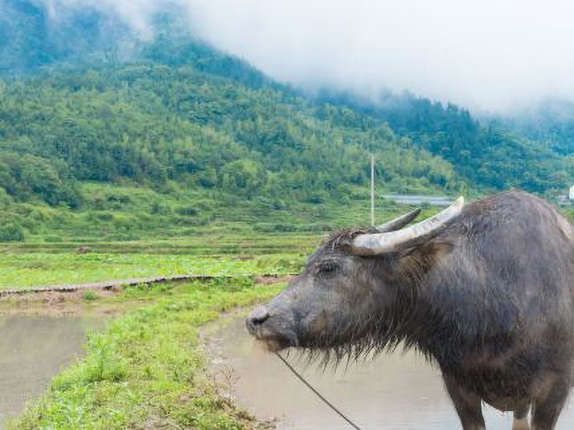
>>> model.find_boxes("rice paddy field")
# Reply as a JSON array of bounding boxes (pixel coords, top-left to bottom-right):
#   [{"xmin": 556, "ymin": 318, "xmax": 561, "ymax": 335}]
[
  {"xmin": 0, "ymin": 194, "xmax": 446, "ymax": 291},
  {"xmin": 0, "ymin": 235, "xmax": 317, "ymax": 289},
  {"xmin": 0, "ymin": 232, "xmax": 316, "ymax": 429}
]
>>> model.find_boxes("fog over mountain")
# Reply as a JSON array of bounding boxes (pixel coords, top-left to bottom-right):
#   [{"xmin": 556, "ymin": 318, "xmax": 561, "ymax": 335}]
[{"xmin": 32, "ymin": 0, "xmax": 574, "ymax": 113}]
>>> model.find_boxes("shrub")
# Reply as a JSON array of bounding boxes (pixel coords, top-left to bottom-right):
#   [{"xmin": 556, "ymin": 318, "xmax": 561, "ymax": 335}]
[
  {"xmin": 84, "ymin": 290, "xmax": 99, "ymax": 301},
  {"xmin": 307, "ymin": 223, "xmax": 335, "ymax": 232},
  {"xmin": 175, "ymin": 205, "xmax": 198, "ymax": 216},
  {"xmin": 0, "ymin": 223, "xmax": 24, "ymax": 242},
  {"xmin": 272, "ymin": 223, "xmax": 298, "ymax": 232},
  {"xmin": 150, "ymin": 202, "xmax": 172, "ymax": 215},
  {"xmin": 97, "ymin": 212, "xmax": 114, "ymax": 221},
  {"xmin": 44, "ymin": 235, "xmax": 63, "ymax": 243},
  {"xmin": 305, "ymin": 191, "xmax": 329, "ymax": 204}
]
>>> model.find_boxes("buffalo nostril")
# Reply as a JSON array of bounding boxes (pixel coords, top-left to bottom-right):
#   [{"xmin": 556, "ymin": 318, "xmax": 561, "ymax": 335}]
[
  {"xmin": 250, "ymin": 307, "xmax": 270, "ymax": 324},
  {"xmin": 246, "ymin": 307, "xmax": 270, "ymax": 333}
]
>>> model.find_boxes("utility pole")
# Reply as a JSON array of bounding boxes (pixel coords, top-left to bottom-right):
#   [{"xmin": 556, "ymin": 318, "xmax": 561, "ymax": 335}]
[{"xmin": 370, "ymin": 154, "xmax": 375, "ymax": 226}]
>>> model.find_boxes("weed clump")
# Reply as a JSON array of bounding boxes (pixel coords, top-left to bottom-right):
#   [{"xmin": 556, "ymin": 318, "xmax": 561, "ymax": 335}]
[{"xmin": 84, "ymin": 290, "xmax": 98, "ymax": 301}]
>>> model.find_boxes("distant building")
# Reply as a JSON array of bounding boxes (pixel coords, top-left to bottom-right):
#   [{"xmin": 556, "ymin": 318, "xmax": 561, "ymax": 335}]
[
  {"xmin": 570, "ymin": 186, "xmax": 574, "ymax": 200},
  {"xmin": 381, "ymin": 194, "xmax": 455, "ymax": 206}
]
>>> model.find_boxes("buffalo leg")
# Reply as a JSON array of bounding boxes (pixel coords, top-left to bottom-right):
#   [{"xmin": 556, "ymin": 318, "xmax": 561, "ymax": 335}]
[
  {"xmin": 531, "ymin": 378, "xmax": 569, "ymax": 430},
  {"xmin": 443, "ymin": 376, "xmax": 486, "ymax": 430},
  {"xmin": 513, "ymin": 403, "xmax": 530, "ymax": 430}
]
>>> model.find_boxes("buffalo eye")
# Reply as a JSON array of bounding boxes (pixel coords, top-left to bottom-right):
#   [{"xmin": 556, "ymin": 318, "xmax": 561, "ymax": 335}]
[{"xmin": 318, "ymin": 262, "xmax": 339, "ymax": 277}]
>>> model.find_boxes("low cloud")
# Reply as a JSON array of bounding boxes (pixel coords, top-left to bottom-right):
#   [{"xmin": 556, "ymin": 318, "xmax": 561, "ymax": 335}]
[{"xmin": 42, "ymin": 0, "xmax": 574, "ymax": 112}]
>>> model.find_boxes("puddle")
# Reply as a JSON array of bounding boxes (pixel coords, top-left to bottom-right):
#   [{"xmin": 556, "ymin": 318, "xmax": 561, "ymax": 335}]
[
  {"xmin": 0, "ymin": 315, "xmax": 104, "ymax": 428},
  {"xmin": 209, "ymin": 315, "xmax": 574, "ymax": 430}
]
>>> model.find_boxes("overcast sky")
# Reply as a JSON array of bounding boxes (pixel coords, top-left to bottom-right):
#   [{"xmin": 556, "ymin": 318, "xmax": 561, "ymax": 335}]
[{"xmin": 46, "ymin": 0, "xmax": 574, "ymax": 112}]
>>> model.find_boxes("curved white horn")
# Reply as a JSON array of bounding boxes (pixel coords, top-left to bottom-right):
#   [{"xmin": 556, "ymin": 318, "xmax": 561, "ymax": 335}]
[
  {"xmin": 351, "ymin": 197, "xmax": 464, "ymax": 256},
  {"xmin": 377, "ymin": 208, "xmax": 421, "ymax": 233}
]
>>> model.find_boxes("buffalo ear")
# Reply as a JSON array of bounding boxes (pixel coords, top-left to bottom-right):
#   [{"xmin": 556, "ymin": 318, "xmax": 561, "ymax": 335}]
[
  {"xmin": 389, "ymin": 242, "xmax": 454, "ymax": 269},
  {"xmin": 399, "ymin": 240, "xmax": 455, "ymax": 261},
  {"xmin": 393, "ymin": 246, "xmax": 418, "ymax": 259},
  {"xmin": 387, "ymin": 241, "xmax": 454, "ymax": 283},
  {"xmin": 337, "ymin": 236, "xmax": 355, "ymax": 254}
]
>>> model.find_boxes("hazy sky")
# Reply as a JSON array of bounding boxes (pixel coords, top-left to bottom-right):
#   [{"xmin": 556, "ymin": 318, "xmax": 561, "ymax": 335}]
[{"xmin": 45, "ymin": 0, "xmax": 574, "ymax": 112}]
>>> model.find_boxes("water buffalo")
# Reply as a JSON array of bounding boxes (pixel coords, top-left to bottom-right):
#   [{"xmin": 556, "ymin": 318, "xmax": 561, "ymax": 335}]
[{"xmin": 246, "ymin": 190, "xmax": 574, "ymax": 430}]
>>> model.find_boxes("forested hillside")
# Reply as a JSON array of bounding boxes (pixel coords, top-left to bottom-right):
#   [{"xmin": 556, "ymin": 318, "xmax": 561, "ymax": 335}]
[
  {"xmin": 492, "ymin": 99, "xmax": 574, "ymax": 156},
  {"xmin": 316, "ymin": 91, "xmax": 574, "ymax": 193},
  {"xmin": 0, "ymin": 62, "xmax": 462, "ymax": 240},
  {"xmin": 0, "ymin": 63, "xmax": 461, "ymax": 204},
  {"xmin": 1, "ymin": 0, "xmax": 574, "ymax": 241}
]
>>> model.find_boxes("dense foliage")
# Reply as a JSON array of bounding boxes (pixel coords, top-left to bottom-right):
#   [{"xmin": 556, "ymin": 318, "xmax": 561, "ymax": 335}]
[
  {"xmin": 2, "ymin": 0, "xmax": 574, "ymax": 242},
  {"xmin": 493, "ymin": 99, "xmax": 574, "ymax": 156},
  {"xmin": 0, "ymin": 64, "xmax": 461, "ymax": 208},
  {"xmin": 317, "ymin": 91, "xmax": 574, "ymax": 193}
]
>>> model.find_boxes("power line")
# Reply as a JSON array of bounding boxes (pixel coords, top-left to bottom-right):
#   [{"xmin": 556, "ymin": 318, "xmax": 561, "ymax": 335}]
[{"xmin": 370, "ymin": 153, "xmax": 375, "ymax": 226}]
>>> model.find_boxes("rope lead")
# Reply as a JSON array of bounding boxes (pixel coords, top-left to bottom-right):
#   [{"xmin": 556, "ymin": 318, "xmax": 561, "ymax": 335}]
[{"xmin": 275, "ymin": 352, "xmax": 363, "ymax": 430}]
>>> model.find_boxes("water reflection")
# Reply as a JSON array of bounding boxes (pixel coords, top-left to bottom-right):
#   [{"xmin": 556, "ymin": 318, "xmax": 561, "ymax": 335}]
[
  {"xmin": 0, "ymin": 316, "xmax": 102, "ymax": 428},
  {"xmin": 210, "ymin": 316, "xmax": 574, "ymax": 430}
]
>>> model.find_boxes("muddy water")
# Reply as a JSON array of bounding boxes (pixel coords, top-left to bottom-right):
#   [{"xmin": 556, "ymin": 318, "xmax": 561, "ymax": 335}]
[
  {"xmin": 0, "ymin": 316, "xmax": 102, "ymax": 428},
  {"xmin": 210, "ymin": 316, "xmax": 574, "ymax": 430}
]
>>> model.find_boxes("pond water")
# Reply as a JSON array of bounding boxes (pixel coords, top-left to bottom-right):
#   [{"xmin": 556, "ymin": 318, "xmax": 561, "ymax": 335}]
[
  {"xmin": 209, "ymin": 315, "xmax": 574, "ymax": 430},
  {"xmin": 0, "ymin": 315, "xmax": 102, "ymax": 428}
]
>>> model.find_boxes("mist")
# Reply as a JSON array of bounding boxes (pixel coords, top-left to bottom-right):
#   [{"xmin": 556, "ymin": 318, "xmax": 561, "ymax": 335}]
[{"xmin": 41, "ymin": 0, "xmax": 574, "ymax": 113}]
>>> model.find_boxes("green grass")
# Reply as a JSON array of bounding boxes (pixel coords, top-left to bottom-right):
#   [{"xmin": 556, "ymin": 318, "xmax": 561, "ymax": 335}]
[
  {"xmin": 0, "ymin": 194, "xmax": 445, "ymax": 290},
  {"xmin": 2, "ymin": 181, "xmax": 446, "ymax": 243},
  {"xmin": 0, "ymin": 252, "xmax": 306, "ymax": 289},
  {"xmin": 8, "ymin": 278, "xmax": 282, "ymax": 430},
  {"xmin": 1, "ymin": 234, "xmax": 322, "ymax": 255},
  {"xmin": 0, "ymin": 191, "xmax": 445, "ymax": 291}
]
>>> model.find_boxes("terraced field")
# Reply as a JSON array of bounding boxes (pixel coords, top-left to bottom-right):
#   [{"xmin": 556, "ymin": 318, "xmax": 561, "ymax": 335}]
[{"xmin": 0, "ymin": 234, "xmax": 320, "ymax": 289}]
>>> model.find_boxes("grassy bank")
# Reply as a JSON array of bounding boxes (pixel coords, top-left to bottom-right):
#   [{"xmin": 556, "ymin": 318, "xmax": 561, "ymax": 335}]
[
  {"xmin": 7, "ymin": 278, "xmax": 281, "ymax": 430},
  {"xmin": 0, "ymin": 252, "xmax": 306, "ymax": 289},
  {"xmin": 0, "ymin": 199, "xmax": 442, "ymax": 290},
  {"xmin": 0, "ymin": 180, "xmax": 446, "ymax": 243}
]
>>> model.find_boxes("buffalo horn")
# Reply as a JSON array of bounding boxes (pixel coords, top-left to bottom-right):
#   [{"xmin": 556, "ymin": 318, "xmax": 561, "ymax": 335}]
[
  {"xmin": 350, "ymin": 197, "xmax": 465, "ymax": 256},
  {"xmin": 377, "ymin": 208, "xmax": 421, "ymax": 233}
]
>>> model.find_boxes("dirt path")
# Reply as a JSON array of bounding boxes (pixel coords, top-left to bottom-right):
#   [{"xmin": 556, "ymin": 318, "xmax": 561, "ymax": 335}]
[
  {"xmin": 0, "ymin": 274, "xmax": 293, "ymax": 316},
  {"xmin": 0, "ymin": 274, "xmax": 294, "ymax": 297}
]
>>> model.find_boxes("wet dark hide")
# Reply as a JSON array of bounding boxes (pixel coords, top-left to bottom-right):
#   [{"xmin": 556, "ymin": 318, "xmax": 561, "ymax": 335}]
[{"xmin": 247, "ymin": 191, "xmax": 574, "ymax": 429}]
